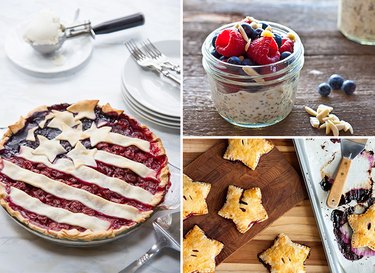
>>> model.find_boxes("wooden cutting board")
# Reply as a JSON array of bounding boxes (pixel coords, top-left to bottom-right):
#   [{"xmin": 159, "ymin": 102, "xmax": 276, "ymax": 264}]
[{"xmin": 183, "ymin": 139, "xmax": 307, "ymax": 265}]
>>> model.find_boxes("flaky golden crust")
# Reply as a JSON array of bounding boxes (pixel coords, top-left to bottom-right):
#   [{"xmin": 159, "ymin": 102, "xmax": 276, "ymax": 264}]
[{"xmin": 0, "ymin": 100, "xmax": 170, "ymax": 241}]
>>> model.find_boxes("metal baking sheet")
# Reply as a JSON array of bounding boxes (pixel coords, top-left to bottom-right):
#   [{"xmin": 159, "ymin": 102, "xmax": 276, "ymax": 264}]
[{"xmin": 294, "ymin": 139, "xmax": 375, "ymax": 273}]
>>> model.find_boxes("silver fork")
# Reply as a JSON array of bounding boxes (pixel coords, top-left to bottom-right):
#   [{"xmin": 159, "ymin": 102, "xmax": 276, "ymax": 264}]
[
  {"xmin": 142, "ymin": 39, "xmax": 181, "ymax": 74},
  {"xmin": 125, "ymin": 40, "xmax": 181, "ymax": 85}
]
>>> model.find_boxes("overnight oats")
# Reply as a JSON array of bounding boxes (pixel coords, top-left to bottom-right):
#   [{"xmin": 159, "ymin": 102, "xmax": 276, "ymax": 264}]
[
  {"xmin": 202, "ymin": 16, "xmax": 304, "ymax": 128},
  {"xmin": 338, "ymin": 0, "xmax": 375, "ymax": 45}
]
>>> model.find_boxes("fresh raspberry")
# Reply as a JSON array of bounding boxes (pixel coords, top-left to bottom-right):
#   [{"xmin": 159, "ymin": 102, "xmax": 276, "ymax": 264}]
[
  {"xmin": 247, "ymin": 36, "xmax": 280, "ymax": 65},
  {"xmin": 215, "ymin": 28, "xmax": 246, "ymax": 57},
  {"xmin": 280, "ymin": 38, "xmax": 294, "ymax": 53}
]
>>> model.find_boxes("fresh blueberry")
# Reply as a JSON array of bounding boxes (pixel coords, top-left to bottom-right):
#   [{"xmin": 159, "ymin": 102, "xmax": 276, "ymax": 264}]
[
  {"xmin": 328, "ymin": 74, "xmax": 345, "ymax": 90},
  {"xmin": 274, "ymin": 33, "xmax": 282, "ymax": 48},
  {"xmin": 342, "ymin": 80, "xmax": 356, "ymax": 95},
  {"xmin": 241, "ymin": 23, "xmax": 253, "ymax": 38},
  {"xmin": 212, "ymin": 34, "xmax": 218, "ymax": 48},
  {"xmin": 219, "ymin": 56, "xmax": 227, "ymax": 62},
  {"xmin": 227, "ymin": 56, "xmax": 242, "ymax": 65},
  {"xmin": 251, "ymin": 28, "xmax": 263, "ymax": 40},
  {"xmin": 241, "ymin": 58, "xmax": 254, "ymax": 66},
  {"xmin": 211, "ymin": 49, "xmax": 221, "ymax": 59},
  {"xmin": 318, "ymin": 83, "xmax": 332, "ymax": 97},
  {"xmin": 280, "ymin": 51, "xmax": 292, "ymax": 60},
  {"xmin": 261, "ymin": 22, "xmax": 269, "ymax": 29}
]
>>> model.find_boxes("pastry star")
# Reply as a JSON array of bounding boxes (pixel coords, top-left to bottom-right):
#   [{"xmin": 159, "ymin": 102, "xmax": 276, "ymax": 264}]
[
  {"xmin": 67, "ymin": 100, "xmax": 98, "ymax": 120},
  {"xmin": 48, "ymin": 110, "xmax": 81, "ymax": 130},
  {"xmin": 82, "ymin": 123, "xmax": 112, "ymax": 146},
  {"xmin": 258, "ymin": 233, "xmax": 311, "ymax": 273},
  {"xmin": 223, "ymin": 138, "xmax": 274, "ymax": 170},
  {"xmin": 67, "ymin": 141, "xmax": 97, "ymax": 168},
  {"xmin": 32, "ymin": 135, "xmax": 66, "ymax": 162},
  {"xmin": 183, "ymin": 225, "xmax": 224, "ymax": 273},
  {"xmin": 55, "ymin": 124, "xmax": 84, "ymax": 146},
  {"xmin": 218, "ymin": 185, "xmax": 268, "ymax": 233},
  {"xmin": 348, "ymin": 204, "xmax": 375, "ymax": 250},
  {"xmin": 183, "ymin": 174, "xmax": 211, "ymax": 220},
  {"xmin": 26, "ymin": 127, "xmax": 38, "ymax": 141}
]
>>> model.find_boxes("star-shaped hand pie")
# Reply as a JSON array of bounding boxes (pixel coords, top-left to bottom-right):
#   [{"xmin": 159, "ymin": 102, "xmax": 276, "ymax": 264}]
[
  {"xmin": 258, "ymin": 233, "xmax": 311, "ymax": 273},
  {"xmin": 348, "ymin": 204, "xmax": 375, "ymax": 250},
  {"xmin": 183, "ymin": 174, "xmax": 211, "ymax": 220},
  {"xmin": 32, "ymin": 135, "xmax": 66, "ymax": 162},
  {"xmin": 183, "ymin": 225, "xmax": 224, "ymax": 273},
  {"xmin": 66, "ymin": 142, "xmax": 97, "ymax": 168},
  {"xmin": 218, "ymin": 185, "xmax": 268, "ymax": 233},
  {"xmin": 223, "ymin": 138, "xmax": 274, "ymax": 170},
  {"xmin": 67, "ymin": 100, "xmax": 98, "ymax": 120}
]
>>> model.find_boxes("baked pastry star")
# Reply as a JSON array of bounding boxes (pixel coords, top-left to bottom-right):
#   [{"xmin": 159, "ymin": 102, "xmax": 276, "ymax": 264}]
[
  {"xmin": 218, "ymin": 185, "xmax": 268, "ymax": 233},
  {"xmin": 223, "ymin": 138, "xmax": 274, "ymax": 170},
  {"xmin": 348, "ymin": 204, "xmax": 375, "ymax": 250},
  {"xmin": 259, "ymin": 233, "xmax": 311, "ymax": 273},
  {"xmin": 183, "ymin": 225, "xmax": 224, "ymax": 273},
  {"xmin": 183, "ymin": 174, "xmax": 211, "ymax": 220}
]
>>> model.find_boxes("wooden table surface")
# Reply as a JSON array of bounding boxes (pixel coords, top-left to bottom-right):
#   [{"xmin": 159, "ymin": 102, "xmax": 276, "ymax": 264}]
[
  {"xmin": 183, "ymin": 139, "xmax": 330, "ymax": 273},
  {"xmin": 183, "ymin": 0, "xmax": 375, "ymax": 136}
]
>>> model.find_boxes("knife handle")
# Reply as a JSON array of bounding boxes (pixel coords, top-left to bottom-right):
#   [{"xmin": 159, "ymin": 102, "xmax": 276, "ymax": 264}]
[{"xmin": 327, "ymin": 157, "xmax": 351, "ymax": 208}]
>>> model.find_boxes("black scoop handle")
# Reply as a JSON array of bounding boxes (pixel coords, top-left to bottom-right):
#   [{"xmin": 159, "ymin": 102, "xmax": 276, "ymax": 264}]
[{"xmin": 93, "ymin": 13, "xmax": 145, "ymax": 35}]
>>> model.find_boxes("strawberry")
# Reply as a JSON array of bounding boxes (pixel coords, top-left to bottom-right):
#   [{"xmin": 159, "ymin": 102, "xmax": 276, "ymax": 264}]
[
  {"xmin": 280, "ymin": 38, "xmax": 294, "ymax": 53},
  {"xmin": 215, "ymin": 28, "xmax": 246, "ymax": 57},
  {"xmin": 247, "ymin": 36, "xmax": 280, "ymax": 65}
]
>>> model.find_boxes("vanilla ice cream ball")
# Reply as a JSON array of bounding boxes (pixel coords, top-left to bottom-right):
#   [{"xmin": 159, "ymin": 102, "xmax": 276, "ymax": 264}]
[{"xmin": 24, "ymin": 10, "xmax": 64, "ymax": 45}]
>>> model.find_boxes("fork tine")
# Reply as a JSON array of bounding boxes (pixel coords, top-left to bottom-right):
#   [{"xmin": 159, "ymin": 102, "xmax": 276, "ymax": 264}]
[
  {"xmin": 131, "ymin": 40, "xmax": 147, "ymax": 60},
  {"xmin": 142, "ymin": 41, "xmax": 157, "ymax": 58},
  {"xmin": 146, "ymin": 39, "xmax": 162, "ymax": 56},
  {"xmin": 125, "ymin": 40, "xmax": 140, "ymax": 60}
]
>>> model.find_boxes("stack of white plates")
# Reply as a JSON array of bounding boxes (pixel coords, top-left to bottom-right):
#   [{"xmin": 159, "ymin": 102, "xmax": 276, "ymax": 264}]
[{"xmin": 121, "ymin": 40, "xmax": 180, "ymax": 129}]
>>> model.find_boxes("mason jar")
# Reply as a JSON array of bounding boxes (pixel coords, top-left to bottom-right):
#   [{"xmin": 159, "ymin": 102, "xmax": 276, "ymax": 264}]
[
  {"xmin": 202, "ymin": 21, "xmax": 304, "ymax": 128},
  {"xmin": 338, "ymin": 0, "xmax": 375, "ymax": 45}
]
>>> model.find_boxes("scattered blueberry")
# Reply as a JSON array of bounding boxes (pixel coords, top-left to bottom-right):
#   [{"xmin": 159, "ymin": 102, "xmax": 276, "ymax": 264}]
[
  {"xmin": 227, "ymin": 56, "xmax": 242, "ymax": 65},
  {"xmin": 318, "ymin": 83, "xmax": 332, "ymax": 97},
  {"xmin": 241, "ymin": 58, "xmax": 254, "ymax": 66},
  {"xmin": 274, "ymin": 33, "xmax": 282, "ymax": 48},
  {"xmin": 212, "ymin": 34, "xmax": 218, "ymax": 47},
  {"xmin": 211, "ymin": 49, "xmax": 221, "ymax": 59},
  {"xmin": 342, "ymin": 80, "xmax": 356, "ymax": 95},
  {"xmin": 251, "ymin": 28, "xmax": 263, "ymax": 40},
  {"xmin": 241, "ymin": 23, "xmax": 254, "ymax": 38},
  {"xmin": 328, "ymin": 74, "xmax": 344, "ymax": 90},
  {"xmin": 261, "ymin": 22, "xmax": 269, "ymax": 30},
  {"xmin": 280, "ymin": 51, "xmax": 291, "ymax": 60}
]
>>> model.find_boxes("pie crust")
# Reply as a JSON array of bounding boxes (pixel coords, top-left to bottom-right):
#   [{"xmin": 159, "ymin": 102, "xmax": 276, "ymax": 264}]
[
  {"xmin": 183, "ymin": 225, "xmax": 224, "ymax": 273},
  {"xmin": 223, "ymin": 138, "xmax": 274, "ymax": 170},
  {"xmin": 183, "ymin": 174, "xmax": 211, "ymax": 220},
  {"xmin": 0, "ymin": 100, "xmax": 170, "ymax": 241},
  {"xmin": 258, "ymin": 233, "xmax": 311, "ymax": 273},
  {"xmin": 218, "ymin": 185, "xmax": 268, "ymax": 233},
  {"xmin": 348, "ymin": 204, "xmax": 375, "ymax": 250}
]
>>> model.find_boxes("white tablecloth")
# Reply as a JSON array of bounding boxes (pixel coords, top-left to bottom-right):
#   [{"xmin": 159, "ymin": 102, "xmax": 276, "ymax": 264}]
[{"xmin": 0, "ymin": 0, "xmax": 181, "ymax": 272}]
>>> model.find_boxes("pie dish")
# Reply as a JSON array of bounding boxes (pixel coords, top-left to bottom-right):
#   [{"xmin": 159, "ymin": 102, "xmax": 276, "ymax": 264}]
[
  {"xmin": 348, "ymin": 204, "xmax": 375, "ymax": 250},
  {"xmin": 218, "ymin": 185, "xmax": 268, "ymax": 233},
  {"xmin": 258, "ymin": 233, "xmax": 311, "ymax": 273},
  {"xmin": 183, "ymin": 174, "xmax": 211, "ymax": 220},
  {"xmin": 183, "ymin": 225, "xmax": 224, "ymax": 273},
  {"xmin": 223, "ymin": 138, "xmax": 274, "ymax": 170},
  {"xmin": 0, "ymin": 100, "xmax": 170, "ymax": 241}
]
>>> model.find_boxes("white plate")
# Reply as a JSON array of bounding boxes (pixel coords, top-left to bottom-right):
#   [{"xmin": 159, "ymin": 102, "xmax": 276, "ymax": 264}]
[
  {"xmin": 5, "ymin": 22, "xmax": 93, "ymax": 76},
  {"xmin": 122, "ymin": 39, "xmax": 181, "ymax": 118},
  {"xmin": 122, "ymin": 92, "xmax": 180, "ymax": 129},
  {"xmin": 121, "ymin": 80, "xmax": 180, "ymax": 122}
]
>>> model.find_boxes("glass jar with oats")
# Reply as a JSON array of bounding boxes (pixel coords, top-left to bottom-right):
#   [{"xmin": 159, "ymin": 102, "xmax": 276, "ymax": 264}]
[
  {"xmin": 338, "ymin": 0, "xmax": 375, "ymax": 45},
  {"xmin": 202, "ymin": 17, "xmax": 304, "ymax": 128}
]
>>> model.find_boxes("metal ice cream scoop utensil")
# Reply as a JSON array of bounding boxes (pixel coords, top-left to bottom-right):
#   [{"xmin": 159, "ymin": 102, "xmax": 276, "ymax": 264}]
[
  {"xmin": 326, "ymin": 139, "xmax": 367, "ymax": 208},
  {"xmin": 119, "ymin": 212, "xmax": 180, "ymax": 273},
  {"xmin": 31, "ymin": 12, "xmax": 145, "ymax": 55}
]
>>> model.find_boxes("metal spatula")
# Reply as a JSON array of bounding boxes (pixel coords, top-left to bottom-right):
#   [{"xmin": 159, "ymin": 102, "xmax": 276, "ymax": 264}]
[
  {"xmin": 326, "ymin": 139, "xmax": 367, "ymax": 208},
  {"xmin": 119, "ymin": 212, "xmax": 180, "ymax": 273}
]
